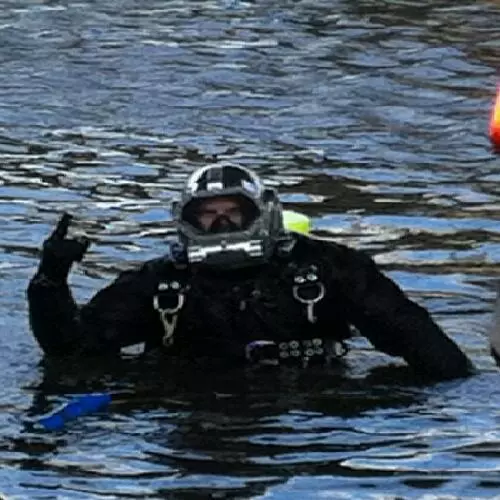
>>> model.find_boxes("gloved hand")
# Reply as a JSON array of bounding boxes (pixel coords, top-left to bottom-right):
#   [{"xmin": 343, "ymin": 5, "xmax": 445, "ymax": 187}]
[{"xmin": 38, "ymin": 213, "xmax": 91, "ymax": 282}]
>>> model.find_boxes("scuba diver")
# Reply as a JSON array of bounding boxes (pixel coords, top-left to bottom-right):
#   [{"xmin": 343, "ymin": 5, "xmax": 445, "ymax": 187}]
[{"xmin": 27, "ymin": 163, "xmax": 474, "ymax": 381}]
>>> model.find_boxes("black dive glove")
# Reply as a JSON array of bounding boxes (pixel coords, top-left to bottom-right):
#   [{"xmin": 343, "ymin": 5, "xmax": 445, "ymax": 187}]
[{"xmin": 38, "ymin": 213, "xmax": 90, "ymax": 282}]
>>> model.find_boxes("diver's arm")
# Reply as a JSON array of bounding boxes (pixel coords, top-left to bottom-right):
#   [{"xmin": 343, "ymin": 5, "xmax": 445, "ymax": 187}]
[
  {"xmin": 27, "ymin": 214, "xmax": 163, "ymax": 358},
  {"xmin": 28, "ymin": 264, "xmax": 161, "ymax": 358},
  {"xmin": 328, "ymin": 244, "xmax": 474, "ymax": 380},
  {"xmin": 27, "ymin": 272, "xmax": 85, "ymax": 357},
  {"xmin": 27, "ymin": 213, "xmax": 92, "ymax": 356}
]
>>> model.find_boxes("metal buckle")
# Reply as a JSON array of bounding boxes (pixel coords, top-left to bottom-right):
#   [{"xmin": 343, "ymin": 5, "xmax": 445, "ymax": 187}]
[
  {"xmin": 245, "ymin": 340, "xmax": 279, "ymax": 366},
  {"xmin": 153, "ymin": 280, "xmax": 187, "ymax": 347},
  {"xmin": 292, "ymin": 266, "xmax": 325, "ymax": 323}
]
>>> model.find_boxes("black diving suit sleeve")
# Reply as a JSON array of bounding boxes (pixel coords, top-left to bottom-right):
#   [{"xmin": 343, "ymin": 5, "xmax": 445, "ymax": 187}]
[
  {"xmin": 27, "ymin": 270, "xmax": 86, "ymax": 357},
  {"xmin": 27, "ymin": 262, "xmax": 163, "ymax": 358},
  {"xmin": 326, "ymin": 243, "xmax": 475, "ymax": 380},
  {"xmin": 26, "ymin": 240, "xmax": 178, "ymax": 359},
  {"xmin": 26, "ymin": 213, "xmax": 181, "ymax": 358}
]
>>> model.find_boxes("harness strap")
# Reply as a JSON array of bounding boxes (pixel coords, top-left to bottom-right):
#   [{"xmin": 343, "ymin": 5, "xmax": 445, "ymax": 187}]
[
  {"xmin": 245, "ymin": 337, "xmax": 349, "ymax": 367},
  {"xmin": 152, "ymin": 256, "xmax": 330, "ymax": 354}
]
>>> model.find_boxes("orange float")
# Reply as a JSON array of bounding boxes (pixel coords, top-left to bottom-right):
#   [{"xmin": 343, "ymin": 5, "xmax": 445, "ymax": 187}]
[{"xmin": 490, "ymin": 85, "xmax": 500, "ymax": 150}]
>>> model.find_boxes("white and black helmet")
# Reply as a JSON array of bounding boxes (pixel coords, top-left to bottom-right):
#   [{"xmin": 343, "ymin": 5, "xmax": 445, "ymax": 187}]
[{"xmin": 172, "ymin": 164, "xmax": 285, "ymax": 268}]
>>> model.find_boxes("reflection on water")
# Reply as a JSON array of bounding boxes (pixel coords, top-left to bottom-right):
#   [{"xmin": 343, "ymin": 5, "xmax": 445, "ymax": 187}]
[
  {"xmin": 6, "ymin": 362, "xmax": 500, "ymax": 499},
  {"xmin": 0, "ymin": 0, "xmax": 499, "ymax": 498}
]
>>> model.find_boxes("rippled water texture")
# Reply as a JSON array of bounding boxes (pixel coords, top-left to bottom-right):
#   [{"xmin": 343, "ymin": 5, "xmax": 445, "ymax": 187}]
[{"xmin": 1, "ymin": 0, "xmax": 500, "ymax": 498}]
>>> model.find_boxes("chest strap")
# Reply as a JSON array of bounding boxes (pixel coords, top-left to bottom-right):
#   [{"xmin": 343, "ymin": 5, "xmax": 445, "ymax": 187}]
[
  {"xmin": 153, "ymin": 280, "xmax": 189, "ymax": 347},
  {"xmin": 153, "ymin": 262, "xmax": 327, "ymax": 346}
]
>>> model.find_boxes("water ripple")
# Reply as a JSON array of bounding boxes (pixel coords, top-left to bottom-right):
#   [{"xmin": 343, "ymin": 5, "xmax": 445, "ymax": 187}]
[{"xmin": 0, "ymin": 0, "xmax": 499, "ymax": 498}]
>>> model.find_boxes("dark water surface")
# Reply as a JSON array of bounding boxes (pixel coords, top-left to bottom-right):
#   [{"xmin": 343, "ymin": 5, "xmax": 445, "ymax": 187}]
[{"xmin": 1, "ymin": 0, "xmax": 500, "ymax": 498}]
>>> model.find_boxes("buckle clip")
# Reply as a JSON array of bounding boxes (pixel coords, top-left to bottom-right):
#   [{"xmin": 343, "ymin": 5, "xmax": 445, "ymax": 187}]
[
  {"xmin": 245, "ymin": 340, "xmax": 279, "ymax": 365},
  {"xmin": 292, "ymin": 265, "xmax": 325, "ymax": 323},
  {"xmin": 153, "ymin": 280, "xmax": 187, "ymax": 347}
]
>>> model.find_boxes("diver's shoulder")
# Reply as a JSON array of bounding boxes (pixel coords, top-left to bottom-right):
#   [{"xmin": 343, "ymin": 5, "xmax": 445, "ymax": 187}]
[
  {"xmin": 291, "ymin": 232, "xmax": 373, "ymax": 264},
  {"xmin": 116, "ymin": 241, "xmax": 187, "ymax": 282},
  {"xmin": 290, "ymin": 231, "xmax": 348, "ymax": 252}
]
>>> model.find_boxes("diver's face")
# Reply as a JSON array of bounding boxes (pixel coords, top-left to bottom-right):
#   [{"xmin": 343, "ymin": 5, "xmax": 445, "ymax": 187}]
[{"xmin": 195, "ymin": 196, "xmax": 244, "ymax": 233}]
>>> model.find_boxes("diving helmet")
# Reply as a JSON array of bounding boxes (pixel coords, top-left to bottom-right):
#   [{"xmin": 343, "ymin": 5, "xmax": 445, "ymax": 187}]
[{"xmin": 172, "ymin": 163, "xmax": 285, "ymax": 268}]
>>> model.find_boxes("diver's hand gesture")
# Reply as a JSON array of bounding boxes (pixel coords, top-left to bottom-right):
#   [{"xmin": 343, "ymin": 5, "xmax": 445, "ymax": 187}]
[{"xmin": 39, "ymin": 213, "xmax": 91, "ymax": 282}]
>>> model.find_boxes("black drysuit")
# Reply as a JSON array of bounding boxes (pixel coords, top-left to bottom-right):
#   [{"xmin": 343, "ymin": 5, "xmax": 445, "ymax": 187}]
[{"xmin": 27, "ymin": 232, "xmax": 474, "ymax": 381}]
